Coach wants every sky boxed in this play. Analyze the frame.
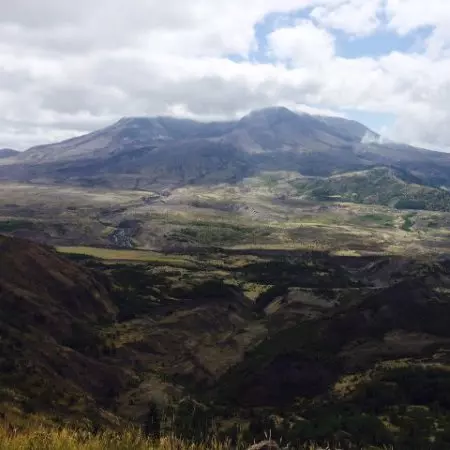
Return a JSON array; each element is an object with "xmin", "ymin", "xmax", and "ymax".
[{"xmin": 1, "ymin": 0, "xmax": 450, "ymax": 150}]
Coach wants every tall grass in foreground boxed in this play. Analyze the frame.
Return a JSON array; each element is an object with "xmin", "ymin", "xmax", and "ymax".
[
  {"xmin": 0, "ymin": 426, "xmax": 390, "ymax": 450},
  {"xmin": 0, "ymin": 427, "xmax": 231, "ymax": 450}
]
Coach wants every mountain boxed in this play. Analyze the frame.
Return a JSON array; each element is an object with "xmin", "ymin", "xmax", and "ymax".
[
  {"xmin": 0, "ymin": 108, "xmax": 402, "ymax": 185},
  {"xmin": 14, "ymin": 117, "xmax": 236, "ymax": 164},
  {"xmin": 0, "ymin": 148, "xmax": 18, "ymax": 158},
  {"xmin": 225, "ymin": 107, "xmax": 369, "ymax": 153},
  {"xmin": 10, "ymin": 107, "xmax": 368, "ymax": 164},
  {"xmin": 2, "ymin": 106, "xmax": 450, "ymax": 204}
]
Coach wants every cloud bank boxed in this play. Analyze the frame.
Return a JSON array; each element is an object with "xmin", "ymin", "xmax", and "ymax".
[{"xmin": 0, "ymin": 0, "xmax": 449, "ymax": 150}]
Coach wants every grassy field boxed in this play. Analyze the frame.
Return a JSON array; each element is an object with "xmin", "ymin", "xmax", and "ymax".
[
  {"xmin": 57, "ymin": 246, "xmax": 197, "ymax": 267},
  {"xmin": 0, "ymin": 428, "xmax": 229, "ymax": 450}
]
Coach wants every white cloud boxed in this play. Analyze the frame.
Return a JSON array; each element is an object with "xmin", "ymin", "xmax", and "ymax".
[
  {"xmin": 0, "ymin": 0, "xmax": 449, "ymax": 151},
  {"xmin": 385, "ymin": 0, "xmax": 450, "ymax": 59},
  {"xmin": 385, "ymin": 0, "xmax": 450, "ymax": 35},
  {"xmin": 311, "ymin": 0, "xmax": 383, "ymax": 36},
  {"xmin": 0, "ymin": 0, "xmax": 307, "ymax": 57},
  {"xmin": 268, "ymin": 20, "xmax": 336, "ymax": 65}
]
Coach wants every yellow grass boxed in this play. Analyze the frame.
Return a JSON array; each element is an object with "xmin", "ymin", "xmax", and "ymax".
[
  {"xmin": 0, "ymin": 427, "xmax": 231, "ymax": 450},
  {"xmin": 230, "ymin": 243, "xmax": 331, "ymax": 251},
  {"xmin": 56, "ymin": 246, "xmax": 196, "ymax": 267},
  {"xmin": 0, "ymin": 426, "xmax": 386, "ymax": 449},
  {"xmin": 332, "ymin": 250, "xmax": 362, "ymax": 257}
]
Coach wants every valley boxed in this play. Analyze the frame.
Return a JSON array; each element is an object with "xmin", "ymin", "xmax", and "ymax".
[
  {"xmin": 1, "ymin": 175, "xmax": 450, "ymax": 257},
  {"xmin": 4, "ymin": 234, "xmax": 450, "ymax": 448},
  {"xmin": 3, "ymin": 108, "xmax": 450, "ymax": 448}
]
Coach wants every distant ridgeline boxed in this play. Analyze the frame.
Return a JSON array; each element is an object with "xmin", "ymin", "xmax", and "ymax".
[{"xmin": 2, "ymin": 107, "xmax": 450, "ymax": 209}]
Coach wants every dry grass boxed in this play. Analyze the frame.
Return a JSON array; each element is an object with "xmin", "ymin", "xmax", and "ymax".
[
  {"xmin": 57, "ymin": 247, "xmax": 197, "ymax": 267},
  {"xmin": 0, "ymin": 426, "xmax": 388, "ymax": 449},
  {"xmin": 0, "ymin": 427, "xmax": 229, "ymax": 450},
  {"xmin": 57, "ymin": 246, "xmax": 164, "ymax": 261}
]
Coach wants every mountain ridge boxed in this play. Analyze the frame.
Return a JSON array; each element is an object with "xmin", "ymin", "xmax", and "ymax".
[
  {"xmin": 0, "ymin": 148, "xmax": 19, "ymax": 158},
  {"xmin": 12, "ymin": 107, "xmax": 374, "ymax": 163},
  {"xmin": 2, "ymin": 107, "xmax": 450, "ymax": 200}
]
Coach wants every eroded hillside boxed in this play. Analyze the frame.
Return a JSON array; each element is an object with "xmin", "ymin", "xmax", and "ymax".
[{"xmin": 2, "ymin": 236, "xmax": 450, "ymax": 447}]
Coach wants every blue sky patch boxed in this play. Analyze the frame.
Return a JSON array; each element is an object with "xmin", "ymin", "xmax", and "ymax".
[{"xmin": 343, "ymin": 109, "xmax": 396, "ymax": 135}]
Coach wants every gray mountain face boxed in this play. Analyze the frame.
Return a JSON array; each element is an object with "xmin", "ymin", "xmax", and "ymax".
[
  {"xmin": 14, "ymin": 116, "xmax": 236, "ymax": 164},
  {"xmin": 0, "ymin": 148, "xmax": 19, "ymax": 158},
  {"xmin": 1, "ymin": 107, "xmax": 450, "ymax": 190}
]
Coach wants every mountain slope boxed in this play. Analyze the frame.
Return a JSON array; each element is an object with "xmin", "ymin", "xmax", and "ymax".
[
  {"xmin": 4, "ymin": 235, "xmax": 450, "ymax": 447},
  {"xmin": 0, "ymin": 236, "xmax": 264, "ymax": 427},
  {"xmin": 0, "ymin": 109, "xmax": 374, "ymax": 189},
  {"xmin": 11, "ymin": 107, "xmax": 369, "ymax": 164},
  {"xmin": 225, "ymin": 107, "xmax": 367, "ymax": 153},
  {"xmin": 2, "ymin": 107, "xmax": 450, "ymax": 200},
  {"xmin": 14, "ymin": 117, "xmax": 236, "ymax": 164},
  {"xmin": 0, "ymin": 148, "xmax": 18, "ymax": 158},
  {"xmin": 215, "ymin": 258, "xmax": 450, "ymax": 447},
  {"xmin": 0, "ymin": 235, "xmax": 132, "ymax": 425},
  {"xmin": 292, "ymin": 166, "xmax": 450, "ymax": 211}
]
